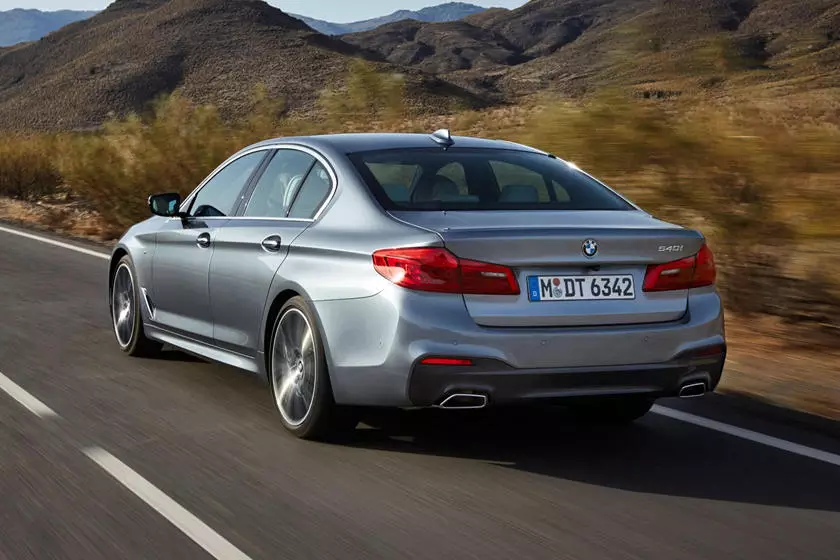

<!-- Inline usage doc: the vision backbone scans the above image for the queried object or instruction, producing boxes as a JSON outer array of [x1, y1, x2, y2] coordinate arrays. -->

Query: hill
[[349, 0, 840, 99], [0, 9, 97, 47], [0, 0, 481, 131], [343, 19, 528, 74], [291, 2, 487, 35]]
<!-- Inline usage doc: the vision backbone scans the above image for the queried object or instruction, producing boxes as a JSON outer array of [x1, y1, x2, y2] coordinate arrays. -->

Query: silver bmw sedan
[[108, 130, 726, 439]]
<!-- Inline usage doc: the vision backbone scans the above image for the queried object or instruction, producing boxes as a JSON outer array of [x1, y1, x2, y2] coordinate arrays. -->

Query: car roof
[[242, 133, 547, 156]]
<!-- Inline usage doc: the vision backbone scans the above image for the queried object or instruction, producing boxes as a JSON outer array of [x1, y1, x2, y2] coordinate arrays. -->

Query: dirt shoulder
[[720, 315, 840, 422]]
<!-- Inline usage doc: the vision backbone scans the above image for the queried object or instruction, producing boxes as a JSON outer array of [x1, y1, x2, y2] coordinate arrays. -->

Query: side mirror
[[148, 193, 183, 217]]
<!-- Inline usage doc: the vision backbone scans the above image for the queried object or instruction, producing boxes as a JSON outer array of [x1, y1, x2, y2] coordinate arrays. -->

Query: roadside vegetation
[[0, 61, 838, 417]]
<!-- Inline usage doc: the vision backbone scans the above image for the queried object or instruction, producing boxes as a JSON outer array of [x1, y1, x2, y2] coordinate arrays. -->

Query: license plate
[[527, 275, 636, 301]]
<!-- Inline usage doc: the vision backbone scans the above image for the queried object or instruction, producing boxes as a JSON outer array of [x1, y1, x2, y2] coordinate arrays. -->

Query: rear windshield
[[348, 148, 633, 211]]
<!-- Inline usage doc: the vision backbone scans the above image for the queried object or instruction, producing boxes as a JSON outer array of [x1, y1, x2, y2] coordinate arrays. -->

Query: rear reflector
[[643, 244, 717, 292], [684, 343, 726, 358], [372, 247, 519, 295], [420, 357, 474, 366]]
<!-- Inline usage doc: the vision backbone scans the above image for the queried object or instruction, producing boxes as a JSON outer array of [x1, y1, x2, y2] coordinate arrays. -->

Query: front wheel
[[111, 256, 162, 357], [268, 297, 357, 440], [569, 397, 655, 424]]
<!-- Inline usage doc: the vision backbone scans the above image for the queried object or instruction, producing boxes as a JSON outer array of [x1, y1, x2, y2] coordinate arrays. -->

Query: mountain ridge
[[0, 2, 490, 47], [291, 2, 489, 35], [0, 8, 97, 47]]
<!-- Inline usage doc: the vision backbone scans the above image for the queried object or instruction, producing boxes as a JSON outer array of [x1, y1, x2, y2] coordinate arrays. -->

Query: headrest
[[431, 176, 461, 200], [499, 184, 539, 203], [382, 183, 410, 202]]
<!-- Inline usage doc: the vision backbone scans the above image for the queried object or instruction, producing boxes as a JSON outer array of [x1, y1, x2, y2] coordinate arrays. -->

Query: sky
[[0, 1, 528, 22]]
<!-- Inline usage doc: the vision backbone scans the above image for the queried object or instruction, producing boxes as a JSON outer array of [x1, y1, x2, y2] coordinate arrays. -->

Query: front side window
[[349, 148, 632, 211], [244, 150, 316, 218], [189, 152, 265, 217]]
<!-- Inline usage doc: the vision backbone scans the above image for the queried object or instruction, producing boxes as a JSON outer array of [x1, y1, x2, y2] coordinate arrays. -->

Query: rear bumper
[[408, 350, 726, 407], [312, 285, 725, 407]]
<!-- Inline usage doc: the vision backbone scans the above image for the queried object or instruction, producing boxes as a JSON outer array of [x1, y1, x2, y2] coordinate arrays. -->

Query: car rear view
[[349, 138, 726, 420]]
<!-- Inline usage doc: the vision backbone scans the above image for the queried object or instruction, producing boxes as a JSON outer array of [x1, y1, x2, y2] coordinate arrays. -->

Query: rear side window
[[244, 149, 315, 218], [349, 148, 631, 211], [288, 162, 332, 219]]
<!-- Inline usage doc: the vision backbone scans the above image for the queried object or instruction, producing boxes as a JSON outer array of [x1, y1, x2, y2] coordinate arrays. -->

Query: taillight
[[692, 243, 717, 288], [372, 247, 460, 292], [643, 244, 716, 292], [372, 247, 520, 295], [643, 256, 696, 292], [459, 258, 520, 295]]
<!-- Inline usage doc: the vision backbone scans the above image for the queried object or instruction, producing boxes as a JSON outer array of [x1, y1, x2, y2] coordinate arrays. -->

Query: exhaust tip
[[437, 393, 488, 410], [679, 382, 707, 399]]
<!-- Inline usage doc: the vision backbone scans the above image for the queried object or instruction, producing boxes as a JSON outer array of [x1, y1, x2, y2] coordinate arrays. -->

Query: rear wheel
[[111, 256, 162, 357], [569, 397, 654, 424], [269, 297, 357, 440]]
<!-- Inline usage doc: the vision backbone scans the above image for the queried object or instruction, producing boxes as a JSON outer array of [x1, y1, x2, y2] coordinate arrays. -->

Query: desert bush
[[0, 136, 62, 201], [318, 59, 406, 129], [692, 35, 770, 73], [56, 92, 281, 230], [53, 64, 414, 230]]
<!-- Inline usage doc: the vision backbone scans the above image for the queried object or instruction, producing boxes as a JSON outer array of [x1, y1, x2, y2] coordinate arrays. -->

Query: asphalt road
[[1, 224, 840, 560]]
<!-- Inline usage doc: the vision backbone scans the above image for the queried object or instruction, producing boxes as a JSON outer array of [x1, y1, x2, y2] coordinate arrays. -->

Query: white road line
[[653, 405, 840, 468], [0, 225, 109, 260], [84, 447, 253, 560], [0, 370, 59, 418]]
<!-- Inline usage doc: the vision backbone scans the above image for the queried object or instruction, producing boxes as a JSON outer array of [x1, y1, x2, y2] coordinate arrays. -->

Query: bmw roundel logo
[[582, 239, 598, 258]]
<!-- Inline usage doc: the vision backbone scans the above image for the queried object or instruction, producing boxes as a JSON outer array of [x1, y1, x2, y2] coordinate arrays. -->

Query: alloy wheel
[[271, 308, 318, 427], [112, 263, 136, 348]]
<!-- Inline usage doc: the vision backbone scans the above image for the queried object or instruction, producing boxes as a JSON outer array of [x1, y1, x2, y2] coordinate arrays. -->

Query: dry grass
[[0, 135, 62, 201], [0, 196, 114, 242]]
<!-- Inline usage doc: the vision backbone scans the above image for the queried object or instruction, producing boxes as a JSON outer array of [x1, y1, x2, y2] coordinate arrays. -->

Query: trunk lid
[[390, 210, 704, 327]]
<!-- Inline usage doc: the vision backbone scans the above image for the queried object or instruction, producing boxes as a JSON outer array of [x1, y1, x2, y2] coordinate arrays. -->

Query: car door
[[150, 150, 269, 342], [209, 147, 335, 357]]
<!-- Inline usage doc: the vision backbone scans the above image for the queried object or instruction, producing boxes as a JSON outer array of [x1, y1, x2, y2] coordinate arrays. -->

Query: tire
[[569, 396, 655, 425], [111, 255, 163, 357], [268, 297, 357, 440]]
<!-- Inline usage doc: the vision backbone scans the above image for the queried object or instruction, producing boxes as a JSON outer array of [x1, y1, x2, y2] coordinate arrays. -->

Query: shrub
[[54, 63, 411, 231], [318, 59, 406, 129], [56, 93, 268, 230], [0, 136, 62, 201]]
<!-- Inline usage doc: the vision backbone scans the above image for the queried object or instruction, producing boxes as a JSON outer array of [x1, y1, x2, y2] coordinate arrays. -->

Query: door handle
[[196, 232, 211, 248], [261, 235, 283, 252]]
